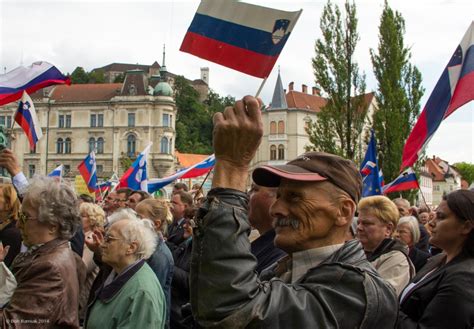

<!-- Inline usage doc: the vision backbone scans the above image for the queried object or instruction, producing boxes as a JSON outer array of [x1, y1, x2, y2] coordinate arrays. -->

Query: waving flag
[[117, 143, 152, 191], [48, 164, 63, 180], [360, 130, 383, 197], [401, 22, 474, 169], [383, 168, 419, 194], [0, 61, 70, 106], [14, 91, 43, 150], [180, 1, 302, 78], [97, 181, 112, 193], [148, 154, 215, 193], [78, 151, 98, 193]]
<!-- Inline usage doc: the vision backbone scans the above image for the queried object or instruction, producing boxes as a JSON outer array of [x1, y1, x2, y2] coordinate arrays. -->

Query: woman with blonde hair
[[0, 183, 22, 267]]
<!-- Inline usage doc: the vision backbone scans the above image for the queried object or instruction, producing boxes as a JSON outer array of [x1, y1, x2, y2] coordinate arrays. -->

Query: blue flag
[[360, 130, 383, 197]]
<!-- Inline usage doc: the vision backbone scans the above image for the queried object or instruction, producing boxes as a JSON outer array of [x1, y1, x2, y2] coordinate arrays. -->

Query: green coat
[[86, 261, 165, 329]]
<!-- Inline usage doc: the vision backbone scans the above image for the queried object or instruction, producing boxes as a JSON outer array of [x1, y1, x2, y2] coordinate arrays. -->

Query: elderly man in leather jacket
[[190, 96, 398, 328]]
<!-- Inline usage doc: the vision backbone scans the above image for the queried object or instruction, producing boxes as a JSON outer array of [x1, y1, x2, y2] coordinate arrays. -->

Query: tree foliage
[[174, 76, 235, 154], [453, 162, 474, 185], [69, 67, 106, 84], [370, 1, 424, 183], [306, 0, 367, 160]]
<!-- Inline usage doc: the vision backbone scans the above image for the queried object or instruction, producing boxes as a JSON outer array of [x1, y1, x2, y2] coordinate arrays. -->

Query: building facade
[[426, 156, 462, 206]]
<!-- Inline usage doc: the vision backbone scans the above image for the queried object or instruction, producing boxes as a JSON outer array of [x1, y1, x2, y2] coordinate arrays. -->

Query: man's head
[[116, 188, 133, 209], [170, 191, 193, 222], [103, 191, 119, 214], [172, 183, 189, 195], [252, 152, 362, 253], [393, 198, 410, 218], [126, 190, 150, 210], [248, 183, 277, 235]]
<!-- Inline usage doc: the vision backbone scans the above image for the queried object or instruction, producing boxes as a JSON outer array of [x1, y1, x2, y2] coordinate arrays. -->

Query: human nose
[[269, 198, 287, 219]]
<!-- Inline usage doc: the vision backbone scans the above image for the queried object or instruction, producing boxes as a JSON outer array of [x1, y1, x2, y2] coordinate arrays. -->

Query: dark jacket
[[399, 253, 474, 329], [415, 224, 430, 253], [0, 221, 22, 268], [190, 188, 398, 328], [408, 247, 431, 273], [250, 229, 286, 274], [167, 220, 186, 248], [171, 238, 193, 329]]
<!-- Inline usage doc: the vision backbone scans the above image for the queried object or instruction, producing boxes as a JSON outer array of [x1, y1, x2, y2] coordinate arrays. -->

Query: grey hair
[[108, 208, 139, 226], [24, 176, 80, 240], [398, 216, 420, 243]]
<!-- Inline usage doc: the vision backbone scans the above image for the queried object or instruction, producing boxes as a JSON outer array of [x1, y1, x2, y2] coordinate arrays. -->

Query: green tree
[[70, 67, 89, 84], [370, 1, 424, 183], [453, 162, 474, 185], [89, 69, 105, 83], [306, 0, 367, 159], [113, 73, 125, 83]]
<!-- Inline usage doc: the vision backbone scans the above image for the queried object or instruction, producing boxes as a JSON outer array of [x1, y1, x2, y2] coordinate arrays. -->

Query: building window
[[128, 113, 135, 127], [90, 114, 97, 127], [270, 145, 277, 160], [127, 135, 136, 157], [278, 144, 285, 160], [64, 165, 70, 175], [163, 113, 170, 127], [96, 164, 103, 174], [65, 115, 71, 128], [98, 114, 104, 127], [89, 137, 96, 152], [270, 121, 277, 135], [64, 138, 71, 154], [278, 121, 285, 134], [169, 137, 173, 154], [58, 115, 64, 128], [57, 138, 64, 154], [0, 115, 12, 128], [97, 137, 104, 154], [160, 137, 169, 154], [28, 164, 35, 178]]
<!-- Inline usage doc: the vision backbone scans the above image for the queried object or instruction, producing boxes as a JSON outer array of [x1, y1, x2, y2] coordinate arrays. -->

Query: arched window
[[270, 121, 277, 135], [56, 138, 64, 154], [278, 144, 285, 160], [270, 145, 277, 160], [161, 137, 169, 154], [64, 138, 71, 154], [127, 135, 136, 157], [89, 137, 96, 152], [278, 121, 285, 134], [97, 137, 104, 154]]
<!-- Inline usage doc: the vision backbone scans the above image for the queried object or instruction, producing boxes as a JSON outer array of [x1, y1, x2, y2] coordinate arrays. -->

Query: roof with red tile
[[425, 158, 446, 181], [50, 83, 122, 102], [284, 91, 374, 113], [175, 151, 210, 167]]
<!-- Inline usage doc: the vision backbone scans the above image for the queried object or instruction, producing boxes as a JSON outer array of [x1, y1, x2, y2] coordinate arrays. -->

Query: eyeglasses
[[18, 212, 37, 225], [103, 234, 123, 244]]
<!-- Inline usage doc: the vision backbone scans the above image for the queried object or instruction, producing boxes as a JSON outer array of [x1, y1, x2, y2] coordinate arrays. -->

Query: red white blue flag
[[117, 143, 152, 192], [47, 164, 64, 180], [78, 151, 98, 193], [401, 21, 474, 169], [0, 61, 70, 106], [360, 130, 383, 197], [383, 168, 419, 194], [180, 1, 302, 78], [148, 154, 215, 193], [14, 91, 43, 150]]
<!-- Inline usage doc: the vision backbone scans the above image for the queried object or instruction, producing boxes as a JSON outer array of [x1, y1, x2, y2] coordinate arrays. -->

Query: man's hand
[[212, 96, 263, 191], [0, 149, 21, 177]]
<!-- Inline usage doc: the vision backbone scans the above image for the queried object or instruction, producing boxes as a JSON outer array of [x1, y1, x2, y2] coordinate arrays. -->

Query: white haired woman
[[85, 211, 166, 329], [0, 176, 85, 328], [395, 216, 431, 272]]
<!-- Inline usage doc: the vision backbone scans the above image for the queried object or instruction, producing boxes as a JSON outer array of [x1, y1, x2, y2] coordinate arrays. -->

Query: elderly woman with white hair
[[85, 210, 166, 329], [395, 216, 431, 272]]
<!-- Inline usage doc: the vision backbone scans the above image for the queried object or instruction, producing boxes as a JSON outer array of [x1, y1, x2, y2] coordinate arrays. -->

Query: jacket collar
[[97, 259, 145, 302]]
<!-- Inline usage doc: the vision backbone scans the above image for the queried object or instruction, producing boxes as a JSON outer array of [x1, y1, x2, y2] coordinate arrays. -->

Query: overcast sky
[[1, 0, 472, 164]]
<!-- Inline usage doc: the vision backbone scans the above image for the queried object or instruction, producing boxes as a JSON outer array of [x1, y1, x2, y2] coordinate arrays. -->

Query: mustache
[[274, 217, 300, 230]]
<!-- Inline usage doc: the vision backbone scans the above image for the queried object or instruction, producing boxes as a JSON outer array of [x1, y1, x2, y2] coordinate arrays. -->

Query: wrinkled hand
[[0, 149, 21, 177], [85, 229, 104, 253], [0, 242, 10, 263]]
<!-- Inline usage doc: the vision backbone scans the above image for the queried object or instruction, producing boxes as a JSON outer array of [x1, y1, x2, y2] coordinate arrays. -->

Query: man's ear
[[335, 198, 356, 227]]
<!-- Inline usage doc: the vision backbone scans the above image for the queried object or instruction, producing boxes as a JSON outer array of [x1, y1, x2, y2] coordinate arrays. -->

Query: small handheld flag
[[14, 91, 43, 150], [360, 130, 383, 197], [48, 164, 64, 180], [78, 152, 98, 193], [117, 143, 152, 192], [383, 168, 419, 194], [180, 1, 302, 78]]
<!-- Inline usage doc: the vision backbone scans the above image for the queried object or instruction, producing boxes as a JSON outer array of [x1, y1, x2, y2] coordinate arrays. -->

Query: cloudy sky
[[1, 0, 472, 164]]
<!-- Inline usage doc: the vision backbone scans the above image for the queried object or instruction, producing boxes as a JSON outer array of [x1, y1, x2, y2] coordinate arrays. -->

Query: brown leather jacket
[[0, 239, 86, 328]]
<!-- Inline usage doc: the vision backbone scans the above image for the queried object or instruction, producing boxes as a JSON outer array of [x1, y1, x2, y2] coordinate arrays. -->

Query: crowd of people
[[0, 95, 471, 328]]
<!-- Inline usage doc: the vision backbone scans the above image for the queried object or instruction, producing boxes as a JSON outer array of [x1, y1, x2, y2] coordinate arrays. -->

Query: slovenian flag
[[14, 91, 43, 150], [117, 143, 152, 192], [401, 21, 474, 169], [48, 164, 64, 180], [180, 1, 302, 78], [148, 154, 215, 193], [78, 151, 98, 193], [360, 130, 383, 197], [383, 168, 420, 194], [0, 61, 70, 106]]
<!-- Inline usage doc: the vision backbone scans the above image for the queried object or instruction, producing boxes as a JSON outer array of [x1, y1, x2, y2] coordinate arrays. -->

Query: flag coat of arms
[[14, 91, 43, 150], [77, 152, 98, 193], [401, 21, 474, 169], [117, 144, 152, 192], [360, 130, 383, 197], [180, 0, 302, 78]]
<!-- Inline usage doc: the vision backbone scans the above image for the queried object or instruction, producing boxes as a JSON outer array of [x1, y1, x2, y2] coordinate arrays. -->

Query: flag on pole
[[48, 164, 63, 180], [148, 154, 215, 193], [117, 143, 152, 191], [77, 151, 98, 193], [383, 168, 420, 194], [180, 1, 302, 78], [97, 181, 112, 193], [14, 91, 43, 150], [0, 61, 70, 106], [360, 130, 383, 197], [401, 21, 474, 169]]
